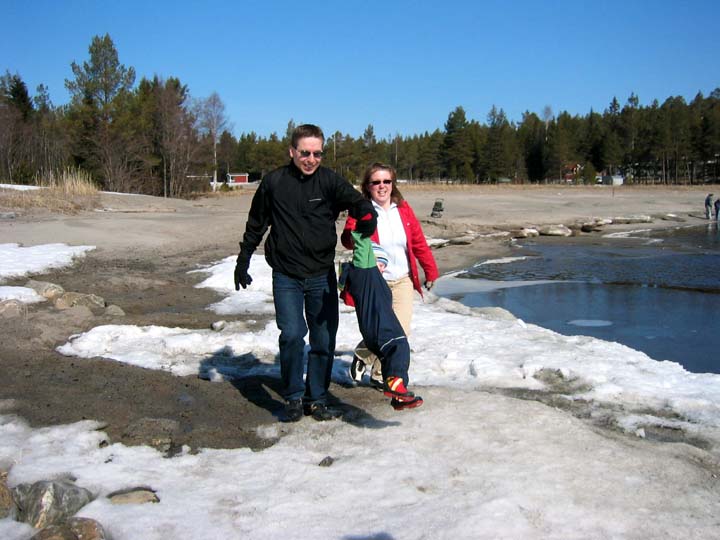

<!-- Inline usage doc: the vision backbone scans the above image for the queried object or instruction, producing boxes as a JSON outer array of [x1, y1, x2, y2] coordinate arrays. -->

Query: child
[[340, 231, 423, 410]]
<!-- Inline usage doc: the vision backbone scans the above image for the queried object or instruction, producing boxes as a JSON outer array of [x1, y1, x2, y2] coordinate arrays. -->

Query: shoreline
[[0, 184, 716, 452]]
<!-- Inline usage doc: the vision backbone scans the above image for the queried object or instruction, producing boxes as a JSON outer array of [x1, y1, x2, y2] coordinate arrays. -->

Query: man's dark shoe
[[308, 402, 342, 422], [369, 377, 384, 390], [282, 399, 303, 422], [350, 355, 366, 382]]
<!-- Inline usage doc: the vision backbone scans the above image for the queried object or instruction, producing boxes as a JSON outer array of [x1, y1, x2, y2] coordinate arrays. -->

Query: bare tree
[[194, 92, 229, 190]]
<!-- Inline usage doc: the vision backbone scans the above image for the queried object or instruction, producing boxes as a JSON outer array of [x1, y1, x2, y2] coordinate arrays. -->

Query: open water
[[442, 223, 720, 374]]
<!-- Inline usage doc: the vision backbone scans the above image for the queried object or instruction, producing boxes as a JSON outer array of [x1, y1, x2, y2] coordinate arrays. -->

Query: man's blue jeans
[[272, 269, 338, 404]]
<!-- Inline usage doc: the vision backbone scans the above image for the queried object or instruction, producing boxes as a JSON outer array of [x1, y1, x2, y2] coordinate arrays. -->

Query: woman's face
[[367, 170, 393, 207]]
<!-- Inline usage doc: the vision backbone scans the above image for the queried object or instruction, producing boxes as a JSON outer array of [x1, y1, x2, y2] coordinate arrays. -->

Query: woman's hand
[[424, 280, 434, 290]]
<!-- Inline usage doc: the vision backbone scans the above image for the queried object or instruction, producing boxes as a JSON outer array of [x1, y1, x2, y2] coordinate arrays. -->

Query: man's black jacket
[[240, 161, 365, 278]]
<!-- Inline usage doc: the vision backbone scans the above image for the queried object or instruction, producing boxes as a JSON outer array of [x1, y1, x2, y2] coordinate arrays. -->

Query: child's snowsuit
[[340, 231, 410, 384]]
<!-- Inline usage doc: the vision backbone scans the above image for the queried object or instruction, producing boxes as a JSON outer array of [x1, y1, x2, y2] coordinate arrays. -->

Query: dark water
[[445, 223, 720, 374]]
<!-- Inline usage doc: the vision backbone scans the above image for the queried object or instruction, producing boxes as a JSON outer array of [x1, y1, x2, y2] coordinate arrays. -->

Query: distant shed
[[227, 173, 250, 185]]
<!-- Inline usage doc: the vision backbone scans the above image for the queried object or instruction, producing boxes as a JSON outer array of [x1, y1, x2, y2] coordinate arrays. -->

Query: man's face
[[289, 136, 324, 175]]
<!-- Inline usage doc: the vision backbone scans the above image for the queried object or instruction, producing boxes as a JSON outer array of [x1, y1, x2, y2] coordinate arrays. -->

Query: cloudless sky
[[3, 0, 719, 139]]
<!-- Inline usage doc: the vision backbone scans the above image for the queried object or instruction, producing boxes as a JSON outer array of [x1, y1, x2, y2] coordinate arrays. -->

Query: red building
[[226, 173, 250, 184]]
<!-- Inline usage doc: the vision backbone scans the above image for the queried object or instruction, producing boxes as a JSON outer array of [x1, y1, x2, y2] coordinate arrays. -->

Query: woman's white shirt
[[373, 200, 409, 280]]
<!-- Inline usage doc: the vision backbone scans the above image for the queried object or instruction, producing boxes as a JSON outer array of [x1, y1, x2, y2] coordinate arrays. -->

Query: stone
[[510, 228, 539, 239], [67, 517, 109, 538], [538, 224, 573, 236], [13, 480, 94, 529], [25, 280, 65, 301], [0, 474, 18, 519], [55, 292, 106, 311], [611, 215, 652, 224], [123, 418, 181, 453], [211, 320, 226, 331], [318, 456, 335, 467], [63, 305, 95, 321], [448, 234, 475, 245], [0, 299, 25, 318], [104, 304, 125, 317], [29, 525, 77, 540], [108, 487, 160, 505]]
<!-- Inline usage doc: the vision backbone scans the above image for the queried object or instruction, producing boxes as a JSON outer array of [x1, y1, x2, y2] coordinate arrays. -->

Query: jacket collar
[[288, 160, 321, 180]]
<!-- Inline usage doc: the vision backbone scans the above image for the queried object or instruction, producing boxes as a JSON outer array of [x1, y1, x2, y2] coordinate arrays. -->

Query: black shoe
[[350, 355, 366, 382], [308, 402, 342, 422], [282, 399, 303, 422], [369, 377, 384, 390]]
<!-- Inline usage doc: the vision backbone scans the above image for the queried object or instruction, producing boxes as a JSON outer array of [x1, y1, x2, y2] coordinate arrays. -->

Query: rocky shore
[[1, 184, 716, 538]]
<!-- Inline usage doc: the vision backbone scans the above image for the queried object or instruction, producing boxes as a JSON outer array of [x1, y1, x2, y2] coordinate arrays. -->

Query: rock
[[55, 292, 106, 311], [13, 480, 94, 529], [25, 280, 65, 301], [108, 487, 160, 505], [510, 228, 539, 238], [448, 234, 475, 245], [63, 305, 95, 321], [30, 519, 109, 540], [0, 473, 18, 519], [29, 525, 77, 540], [211, 320, 226, 331], [318, 456, 335, 467], [104, 304, 125, 317], [538, 224, 573, 237], [123, 418, 180, 453], [576, 218, 611, 233], [66, 517, 109, 539], [0, 299, 25, 318], [659, 213, 686, 222], [580, 224, 599, 233], [611, 215, 652, 224]]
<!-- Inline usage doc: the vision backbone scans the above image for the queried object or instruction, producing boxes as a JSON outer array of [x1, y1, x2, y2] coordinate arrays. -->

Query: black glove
[[350, 200, 377, 238], [234, 251, 252, 290]]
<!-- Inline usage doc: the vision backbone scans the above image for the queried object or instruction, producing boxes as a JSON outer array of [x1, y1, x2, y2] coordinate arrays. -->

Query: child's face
[[376, 261, 386, 272]]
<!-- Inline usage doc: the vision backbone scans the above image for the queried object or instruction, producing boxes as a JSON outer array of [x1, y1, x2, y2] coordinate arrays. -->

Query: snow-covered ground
[[2, 247, 720, 539], [0, 184, 42, 191]]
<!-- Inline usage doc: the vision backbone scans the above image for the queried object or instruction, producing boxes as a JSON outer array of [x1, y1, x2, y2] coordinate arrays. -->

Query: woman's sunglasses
[[369, 180, 393, 186]]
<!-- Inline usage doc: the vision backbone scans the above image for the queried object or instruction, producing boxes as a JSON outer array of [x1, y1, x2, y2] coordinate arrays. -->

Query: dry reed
[[0, 168, 100, 214]]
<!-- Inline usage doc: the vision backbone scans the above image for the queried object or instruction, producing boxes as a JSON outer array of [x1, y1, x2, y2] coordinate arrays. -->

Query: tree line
[[2, 34, 719, 195]]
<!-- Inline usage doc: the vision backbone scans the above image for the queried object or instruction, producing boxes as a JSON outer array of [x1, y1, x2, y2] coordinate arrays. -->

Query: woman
[[342, 162, 439, 386]]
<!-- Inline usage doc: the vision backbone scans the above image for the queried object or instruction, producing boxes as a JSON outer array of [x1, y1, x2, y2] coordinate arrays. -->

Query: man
[[705, 193, 714, 220], [234, 124, 376, 422], [715, 197, 720, 221]]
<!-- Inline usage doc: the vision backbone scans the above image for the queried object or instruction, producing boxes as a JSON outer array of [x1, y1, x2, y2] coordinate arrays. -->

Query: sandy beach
[[0, 183, 714, 449]]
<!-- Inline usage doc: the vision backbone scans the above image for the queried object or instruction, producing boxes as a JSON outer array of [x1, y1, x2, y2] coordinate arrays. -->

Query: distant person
[[706, 193, 714, 220], [234, 124, 376, 422], [342, 162, 439, 387], [339, 230, 423, 410], [715, 198, 720, 221]]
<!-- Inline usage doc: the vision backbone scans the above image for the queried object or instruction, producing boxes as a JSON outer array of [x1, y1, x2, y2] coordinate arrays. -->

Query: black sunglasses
[[297, 150, 324, 159], [369, 179, 393, 186]]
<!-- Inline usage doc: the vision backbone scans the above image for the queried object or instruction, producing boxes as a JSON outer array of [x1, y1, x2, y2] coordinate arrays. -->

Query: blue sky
[[3, 0, 719, 139]]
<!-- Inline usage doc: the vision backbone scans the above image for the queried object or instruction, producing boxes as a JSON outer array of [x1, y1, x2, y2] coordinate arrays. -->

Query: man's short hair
[[291, 124, 324, 147]]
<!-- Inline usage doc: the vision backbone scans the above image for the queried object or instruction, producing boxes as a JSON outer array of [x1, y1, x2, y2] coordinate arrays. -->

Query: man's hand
[[234, 252, 252, 290], [350, 200, 377, 238]]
